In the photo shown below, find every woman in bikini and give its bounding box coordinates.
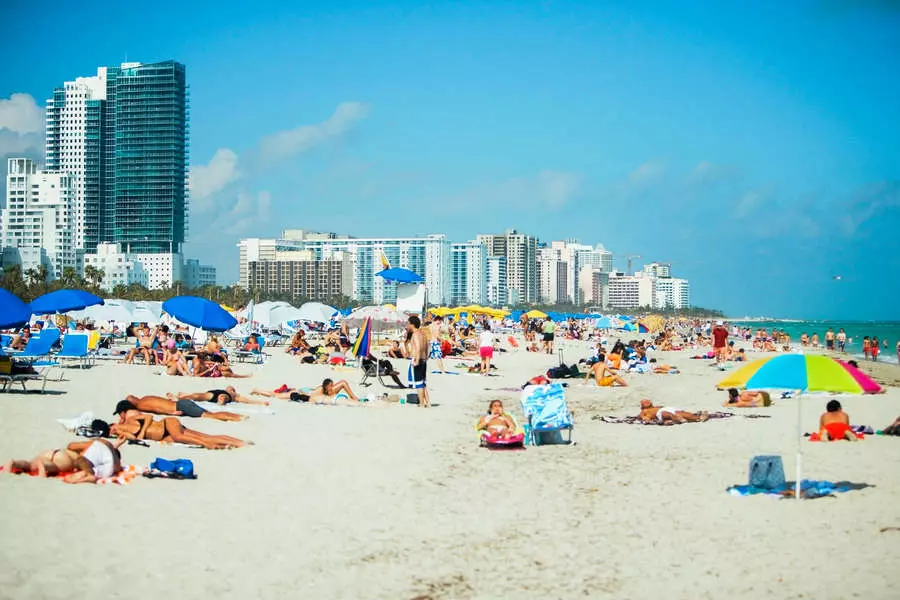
[724,388,772,407]
[476,400,518,439]
[108,414,250,449]
[175,386,268,406]
[4,432,125,483]
[251,378,362,405]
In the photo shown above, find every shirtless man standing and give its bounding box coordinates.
[114,394,245,422]
[408,316,430,407]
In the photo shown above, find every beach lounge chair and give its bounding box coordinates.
[359,355,405,388]
[15,329,61,363]
[0,356,62,393]
[520,383,574,446]
[233,336,267,364]
[56,333,91,368]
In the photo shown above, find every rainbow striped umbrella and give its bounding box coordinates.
[351,317,373,358]
[717,353,881,501]
[717,354,882,394]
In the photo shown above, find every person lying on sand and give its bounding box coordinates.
[108,415,249,449]
[586,360,628,387]
[476,400,518,439]
[251,379,362,406]
[4,432,124,483]
[725,388,772,407]
[115,395,245,422]
[818,399,856,441]
[880,416,900,436]
[174,386,268,406]
[639,400,709,424]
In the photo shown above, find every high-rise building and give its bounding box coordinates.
[247,253,353,301]
[450,241,487,305]
[537,256,568,304]
[578,266,610,309]
[643,262,671,278]
[238,232,451,305]
[184,258,217,288]
[2,158,76,279]
[485,255,508,307]
[608,272,656,309]
[476,229,537,304]
[655,277,691,309]
[46,61,189,266]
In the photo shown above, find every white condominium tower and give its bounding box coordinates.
[2,158,76,278]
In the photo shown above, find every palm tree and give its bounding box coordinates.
[83,265,104,289]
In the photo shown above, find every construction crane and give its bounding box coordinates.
[613,254,642,274]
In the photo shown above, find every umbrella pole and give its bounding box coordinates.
[796,390,803,501]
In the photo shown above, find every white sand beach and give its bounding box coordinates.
[1,339,899,599]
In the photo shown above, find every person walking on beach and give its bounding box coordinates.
[863,336,871,359]
[712,321,729,365]
[541,318,556,354]
[428,316,446,374]
[825,328,835,351]
[407,316,430,407]
[871,337,880,361]
[837,328,847,352]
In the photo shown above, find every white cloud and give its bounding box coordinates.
[257,102,370,163]
[840,181,900,235]
[538,170,582,209]
[190,148,240,211]
[735,190,764,218]
[0,93,44,134]
[213,190,273,236]
[628,160,666,185]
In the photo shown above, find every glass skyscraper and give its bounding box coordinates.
[45,61,189,255]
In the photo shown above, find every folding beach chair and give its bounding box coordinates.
[233,336,267,364]
[15,329,61,363]
[56,333,91,368]
[520,383,574,446]
[0,356,62,393]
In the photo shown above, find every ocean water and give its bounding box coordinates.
[729,321,900,365]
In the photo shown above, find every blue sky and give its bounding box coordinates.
[1,0,898,319]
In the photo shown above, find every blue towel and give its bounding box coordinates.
[727,480,865,499]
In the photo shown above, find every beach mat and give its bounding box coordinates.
[592,412,752,425]
[727,480,872,499]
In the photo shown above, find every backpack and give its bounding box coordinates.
[147,458,196,480]
[748,455,785,489]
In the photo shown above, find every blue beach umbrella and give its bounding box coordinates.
[375,267,424,283]
[30,289,104,315]
[162,295,237,332]
[0,288,32,329]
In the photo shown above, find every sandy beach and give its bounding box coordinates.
[1,337,899,600]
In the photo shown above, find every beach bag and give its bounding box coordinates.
[748,455,785,489]
[148,458,196,479]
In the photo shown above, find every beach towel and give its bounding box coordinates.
[727,480,871,499]
[57,411,95,432]
[592,412,742,425]
[0,463,140,485]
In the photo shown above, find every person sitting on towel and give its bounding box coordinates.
[819,399,856,441]
[724,388,772,407]
[114,395,245,422]
[639,400,709,424]
[476,400,517,440]
[586,357,628,387]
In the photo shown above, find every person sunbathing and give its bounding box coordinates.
[251,378,362,406]
[4,433,124,483]
[108,415,249,449]
[639,400,709,424]
[114,395,245,422]
[586,360,628,387]
[725,388,772,407]
[818,399,856,441]
[476,400,518,439]
[175,386,269,406]
[651,364,679,374]
[192,354,251,378]
[164,348,191,376]
[881,416,900,436]
[124,326,155,364]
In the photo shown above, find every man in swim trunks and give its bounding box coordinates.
[818,399,856,441]
[639,400,708,424]
[541,319,556,354]
[174,386,269,406]
[114,395,245,422]
[408,316,430,407]
[585,359,628,387]
[712,321,729,365]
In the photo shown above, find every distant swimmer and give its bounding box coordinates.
[832,275,842,280]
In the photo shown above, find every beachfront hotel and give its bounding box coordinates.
[1,60,216,289]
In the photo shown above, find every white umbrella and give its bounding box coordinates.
[132,301,163,324]
[71,301,134,324]
[296,302,338,323]
[252,304,306,328]
[345,305,408,331]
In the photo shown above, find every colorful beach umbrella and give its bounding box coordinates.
[351,317,373,358]
[525,309,547,319]
[375,267,423,284]
[716,353,880,501]
[716,354,882,394]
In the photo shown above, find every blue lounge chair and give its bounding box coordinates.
[56,333,91,368]
[233,336,267,364]
[16,329,61,363]
[520,383,574,446]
